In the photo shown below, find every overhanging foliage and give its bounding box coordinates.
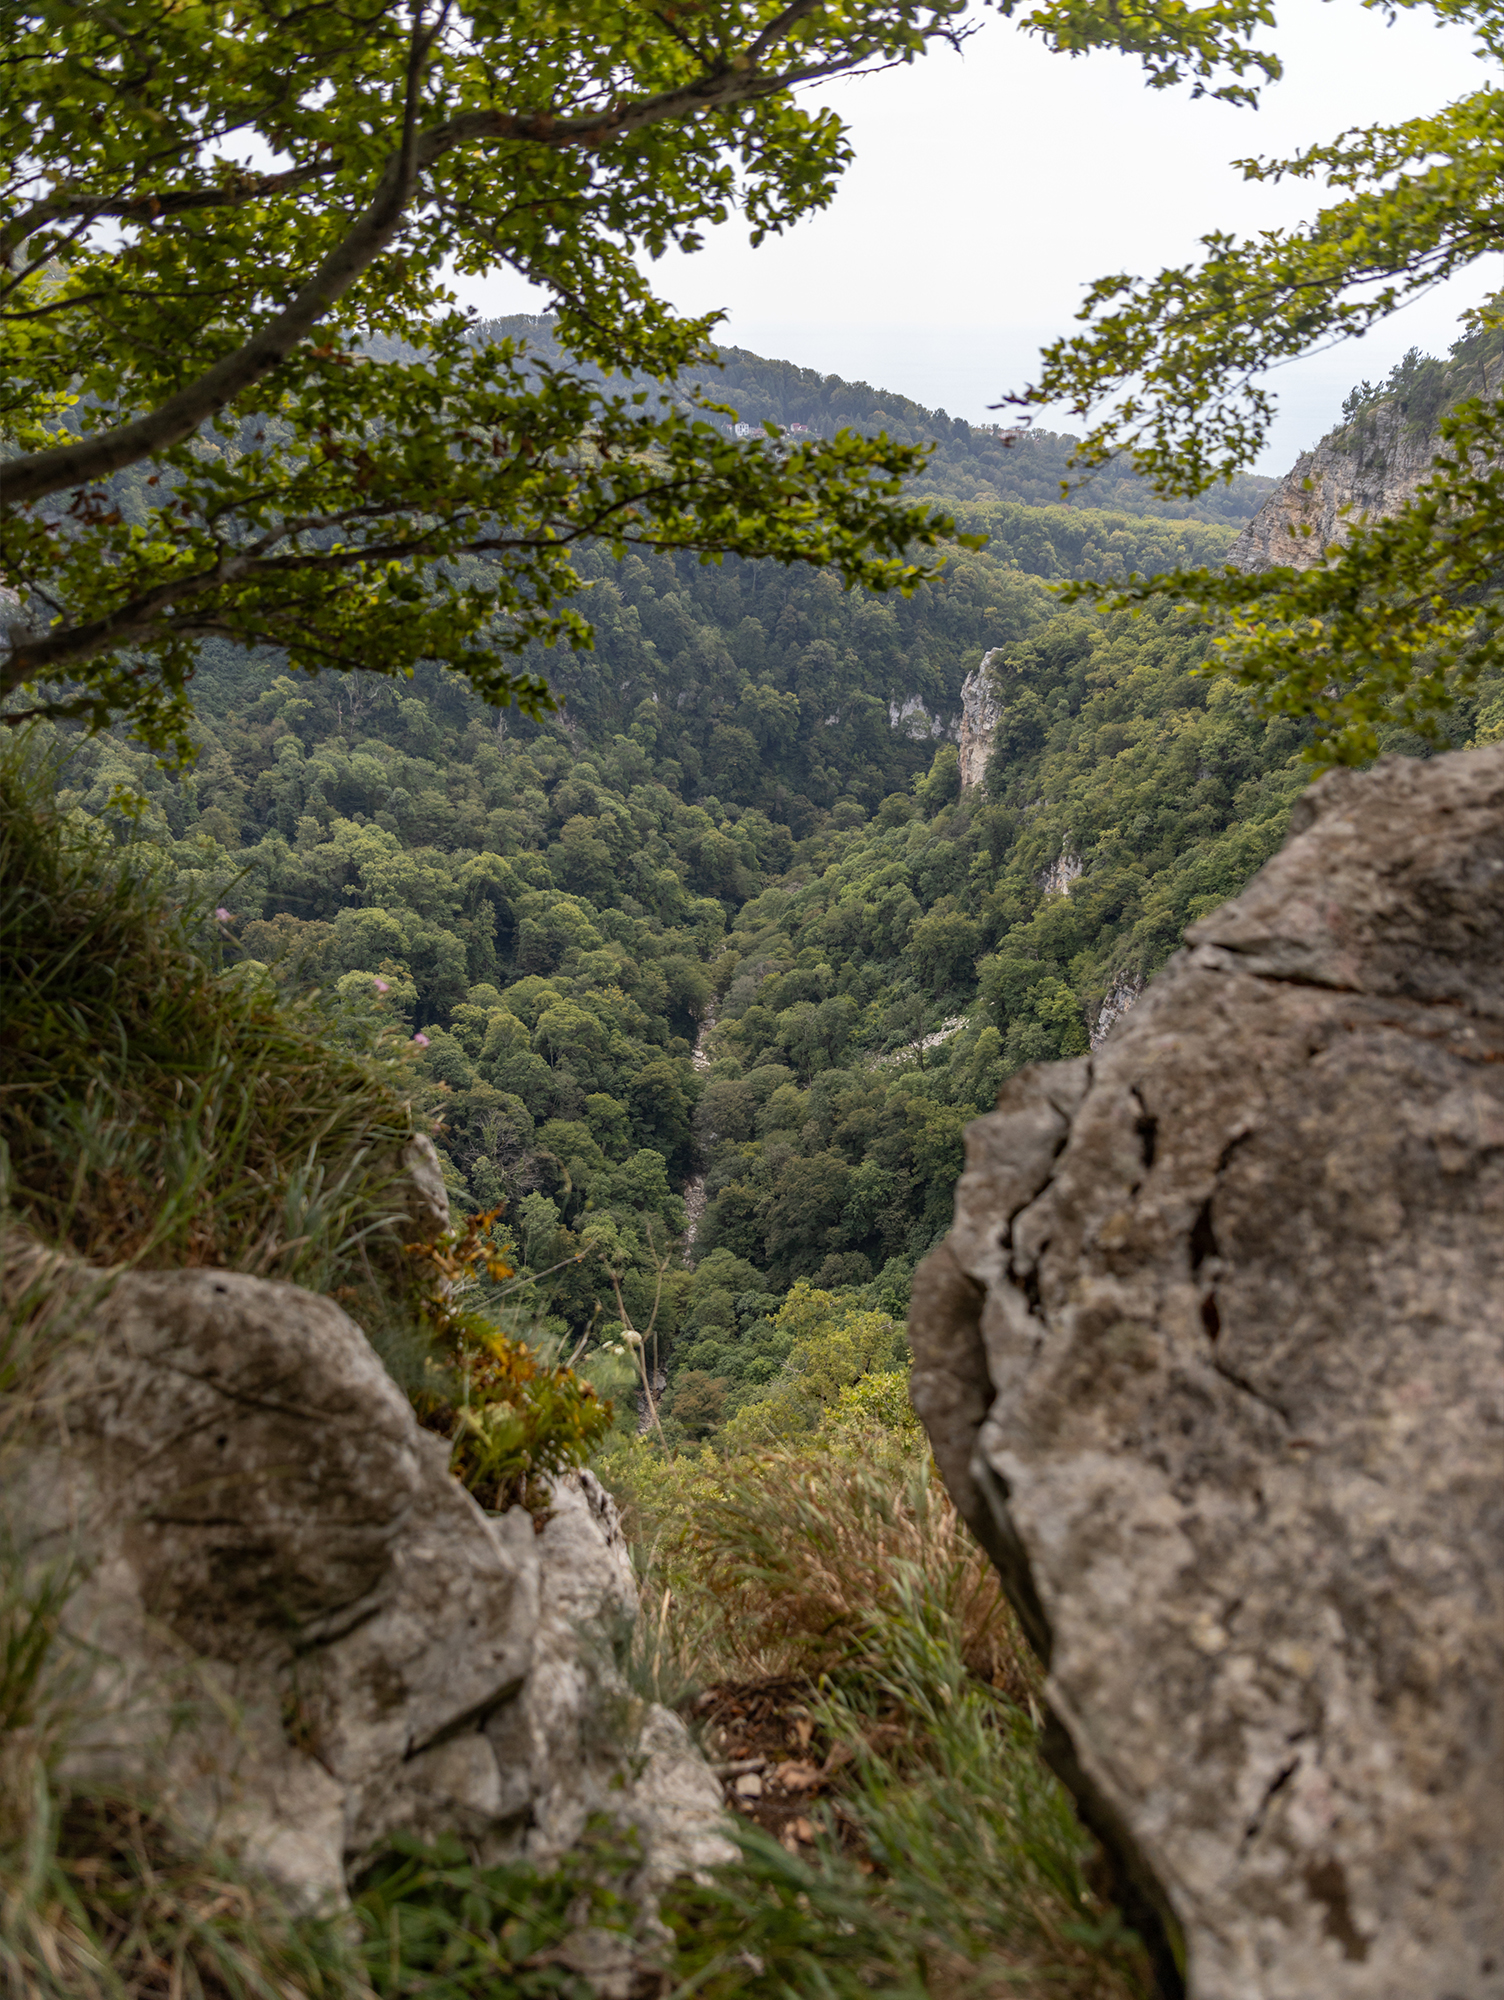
[3,0,1299,760]
[1010,0,1504,762]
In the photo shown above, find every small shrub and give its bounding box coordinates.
[412,1327,614,1515]
[404,1208,614,1514]
[819,1367,922,1441]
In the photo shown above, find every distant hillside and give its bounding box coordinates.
[471,316,1277,529]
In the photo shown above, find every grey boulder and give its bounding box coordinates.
[911,745,1504,2000]
[2,1240,727,1960]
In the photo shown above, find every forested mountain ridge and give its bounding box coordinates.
[470,315,1277,527]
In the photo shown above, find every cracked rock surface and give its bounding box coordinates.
[1,1241,728,1974]
[910,746,1504,2000]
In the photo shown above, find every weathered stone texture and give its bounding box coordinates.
[2,1245,727,1965]
[911,746,1504,2000]
[959,649,1004,790]
[1227,348,1504,575]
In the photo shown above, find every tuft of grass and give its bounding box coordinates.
[0,732,423,1332]
[662,1820,924,2000]
[808,1589,1155,1996]
[689,1446,1028,1695]
[607,1434,1029,1698]
[352,1822,651,2000]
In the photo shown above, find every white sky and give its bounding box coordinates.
[459,0,1498,472]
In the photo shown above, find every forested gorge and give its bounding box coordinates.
[12,0,1504,1980]
[49,360,1351,1445]
[48,337,1504,1451]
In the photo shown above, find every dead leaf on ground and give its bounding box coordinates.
[773,1760,823,1792]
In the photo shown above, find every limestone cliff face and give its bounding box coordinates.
[1228,340,1504,573]
[888,693,957,745]
[958,649,1003,790]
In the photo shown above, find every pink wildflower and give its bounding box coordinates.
[374,978,390,994]
[215,906,232,922]
[412,1032,430,1048]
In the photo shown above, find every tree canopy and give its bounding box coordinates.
[1,0,1281,760]
[1013,0,1504,763]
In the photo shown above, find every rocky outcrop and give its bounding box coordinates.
[1228,346,1504,573]
[1088,969,1143,1049]
[2,1243,727,1979]
[889,650,1004,790]
[909,746,1504,2000]
[398,1131,452,1240]
[887,693,957,744]
[959,650,1004,790]
[1037,849,1082,898]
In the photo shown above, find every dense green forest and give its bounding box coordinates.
[51,555,1303,1439]
[46,340,1502,1445]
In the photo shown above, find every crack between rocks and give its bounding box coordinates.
[292,1595,387,1654]
[1205,953,1504,1054]
[152,1357,369,1426]
[1130,1088,1157,1171]
[406,1675,527,1760]
[1209,1353,1293,1429]
[1179,1125,1297,1423]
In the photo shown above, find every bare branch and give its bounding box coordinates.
[609,1265,667,1447]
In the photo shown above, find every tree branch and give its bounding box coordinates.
[0,161,340,267]
[5,152,425,506]
[4,17,896,507]
[747,0,826,65]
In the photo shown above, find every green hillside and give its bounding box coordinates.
[49,331,1502,1445]
[55,511,1328,1443]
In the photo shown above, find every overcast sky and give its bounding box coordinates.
[462,0,1496,473]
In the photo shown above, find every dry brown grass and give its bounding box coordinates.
[618,1434,1157,2000]
[681,1444,1035,1700]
